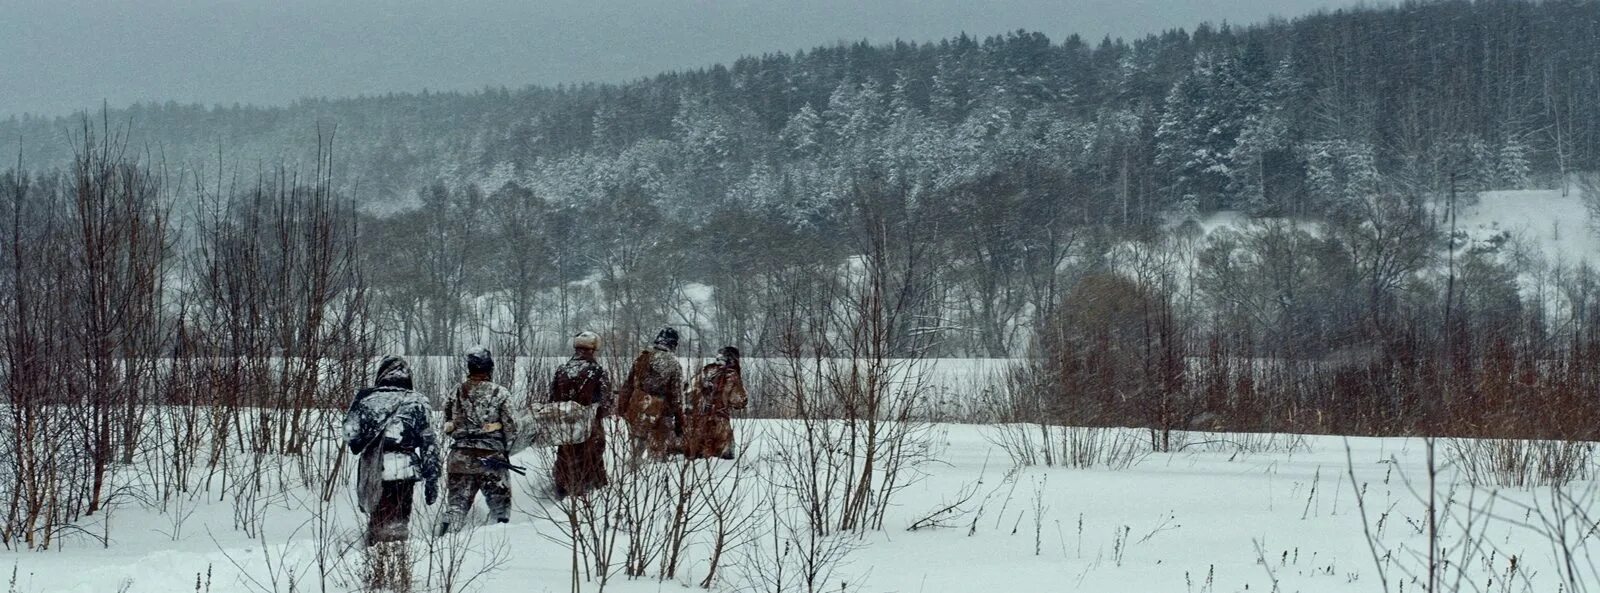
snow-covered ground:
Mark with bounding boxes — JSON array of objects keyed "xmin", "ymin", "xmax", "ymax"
[
  {"xmin": 1457, "ymin": 188, "xmax": 1600, "ymax": 265},
  {"xmin": 4, "ymin": 418, "xmax": 1588, "ymax": 593},
  {"xmin": 1187, "ymin": 187, "xmax": 1598, "ymax": 266}
]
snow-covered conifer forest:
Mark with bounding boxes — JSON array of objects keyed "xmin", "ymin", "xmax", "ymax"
[{"xmin": 5, "ymin": 1, "xmax": 1600, "ymax": 591}]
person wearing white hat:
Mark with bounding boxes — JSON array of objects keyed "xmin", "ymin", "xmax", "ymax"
[{"xmin": 549, "ymin": 331, "xmax": 613, "ymax": 497}]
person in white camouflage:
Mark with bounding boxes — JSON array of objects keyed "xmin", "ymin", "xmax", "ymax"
[
  {"xmin": 437, "ymin": 346, "xmax": 517, "ymax": 535},
  {"xmin": 343, "ymin": 355, "xmax": 439, "ymax": 590}
]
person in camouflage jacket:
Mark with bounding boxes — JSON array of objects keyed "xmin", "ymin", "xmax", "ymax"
[
  {"xmin": 343, "ymin": 355, "xmax": 439, "ymax": 589},
  {"xmin": 344, "ymin": 355, "xmax": 440, "ymax": 544},
  {"xmin": 437, "ymin": 347, "xmax": 517, "ymax": 534}
]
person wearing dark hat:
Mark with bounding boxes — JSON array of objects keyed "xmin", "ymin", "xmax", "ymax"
[
  {"xmin": 618, "ymin": 326, "xmax": 686, "ymax": 459},
  {"xmin": 342, "ymin": 355, "xmax": 440, "ymax": 587},
  {"xmin": 685, "ymin": 346, "xmax": 747, "ymax": 460},
  {"xmin": 548, "ymin": 331, "xmax": 613, "ymax": 497},
  {"xmin": 438, "ymin": 346, "xmax": 517, "ymax": 534}
]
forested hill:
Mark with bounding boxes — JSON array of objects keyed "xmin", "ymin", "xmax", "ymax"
[{"xmin": 3, "ymin": 0, "xmax": 1596, "ymax": 221}]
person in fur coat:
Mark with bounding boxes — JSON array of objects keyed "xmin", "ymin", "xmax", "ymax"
[
  {"xmin": 618, "ymin": 327, "xmax": 685, "ymax": 459},
  {"xmin": 549, "ymin": 331, "xmax": 613, "ymax": 497},
  {"xmin": 684, "ymin": 346, "xmax": 747, "ymax": 460}
]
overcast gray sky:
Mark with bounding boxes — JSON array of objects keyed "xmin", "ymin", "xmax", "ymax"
[{"xmin": 1, "ymin": 0, "xmax": 1385, "ymax": 118}]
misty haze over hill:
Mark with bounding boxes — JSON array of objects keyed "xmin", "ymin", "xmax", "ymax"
[{"xmin": 2, "ymin": 0, "xmax": 1388, "ymax": 117}]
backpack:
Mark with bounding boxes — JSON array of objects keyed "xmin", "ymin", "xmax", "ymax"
[
  {"xmin": 378, "ymin": 403, "xmax": 421, "ymax": 481},
  {"xmin": 622, "ymin": 350, "xmax": 662, "ymax": 426}
]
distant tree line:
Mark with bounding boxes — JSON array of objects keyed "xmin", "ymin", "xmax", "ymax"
[{"xmin": 6, "ymin": 0, "xmax": 1596, "ymax": 210}]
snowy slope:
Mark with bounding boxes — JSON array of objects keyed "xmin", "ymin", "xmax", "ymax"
[
  {"xmin": 1187, "ymin": 187, "xmax": 1599, "ymax": 264},
  {"xmin": 1457, "ymin": 188, "xmax": 1600, "ymax": 265}
]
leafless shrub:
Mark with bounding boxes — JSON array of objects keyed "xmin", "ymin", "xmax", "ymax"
[
  {"xmin": 985, "ymin": 422, "xmax": 1050, "ymax": 468},
  {"xmin": 419, "ymin": 509, "xmax": 512, "ymax": 593},
  {"xmin": 296, "ymin": 484, "xmax": 364, "ymax": 593},
  {"xmin": 735, "ymin": 472, "xmax": 861, "ymax": 593},
  {"xmin": 1346, "ymin": 438, "xmax": 1517, "ymax": 593},
  {"xmin": 696, "ymin": 447, "xmax": 760, "ymax": 589},
  {"xmin": 1059, "ymin": 427, "xmax": 1146, "ymax": 470},
  {"xmin": 981, "ymin": 362, "xmax": 1058, "ymax": 467},
  {"xmin": 1445, "ymin": 438, "xmax": 1594, "ymax": 489},
  {"xmin": 907, "ymin": 476, "xmax": 984, "ymax": 532},
  {"xmin": 762, "ymin": 273, "xmax": 940, "ymax": 536},
  {"xmin": 963, "ymin": 467, "xmax": 1021, "ymax": 538},
  {"xmin": 612, "ymin": 456, "xmax": 677, "ymax": 579},
  {"xmin": 658, "ymin": 456, "xmax": 716, "ymax": 581},
  {"xmin": 524, "ymin": 412, "xmax": 761, "ymax": 592},
  {"xmin": 0, "ymin": 116, "xmax": 173, "ymax": 549},
  {"xmin": 523, "ymin": 417, "xmax": 682, "ymax": 589},
  {"xmin": 984, "ymin": 424, "xmax": 1147, "ymax": 471},
  {"xmin": 1029, "ymin": 476, "xmax": 1049, "ymax": 556},
  {"xmin": 534, "ymin": 483, "xmax": 621, "ymax": 593},
  {"xmin": 1497, "ymin": 480, "xmax": 1600, "ymax": 593},
  {"xmin": 1182, "ymin": 432, "xmax": 1312, "ymax": 458},
  {"xmin": 210, "ymin": 523, "xmax": 314, "ymax": 593}
]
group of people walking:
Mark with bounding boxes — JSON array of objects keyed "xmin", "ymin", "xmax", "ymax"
[
  {"xmin": 612, "ymin": 327, "xmax": 748, "ymax": 465},
  {"xmin": 339, "ymin": 326, "xmax": 747, "ymax": 585}
]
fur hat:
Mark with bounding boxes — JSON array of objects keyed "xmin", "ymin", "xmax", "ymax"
[
  {"xmin": 652, "ymin": 326, "xmax": 680, "ymax": 352},
  {"xmin": 465, "ymin": 346, "xmax": 494, "ymax": 376},
  {"xmin": 716, "ymin": 346, "xmax": 741, "ymax": 366},
  {"xmin": 374, "ymin": 355, "xmax": 413, "ymax": 390},
  {"xmin": 573, "ymin": 331, "xmax": 600, "ymax": 350}
]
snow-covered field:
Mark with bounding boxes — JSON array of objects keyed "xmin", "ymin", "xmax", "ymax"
[
  {"xmin": 4, "ymin": 417, "xmax": 1590, "ymax": 593},
  {"xmin": 8, "ymin": 187, "xmax": 1599, "ymax": 593}
]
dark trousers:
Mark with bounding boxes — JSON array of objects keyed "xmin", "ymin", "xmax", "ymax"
[
  {"xmin": 366, "ymin": 480, "xmax": 415, "ymax": 546},
  {"xmin": 553, "ymin": 434, "xmax": 609, "ymax": 497}
]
